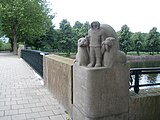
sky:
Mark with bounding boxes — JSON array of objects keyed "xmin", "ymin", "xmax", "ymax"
[{"xmin": 47, "ymin": 0, "xmax": 160, "ymax": 33}]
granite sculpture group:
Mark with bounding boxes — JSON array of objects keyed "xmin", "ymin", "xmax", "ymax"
[{"xmin": 75, "ymin": 21, "xmax": 127, "ymax": 68}]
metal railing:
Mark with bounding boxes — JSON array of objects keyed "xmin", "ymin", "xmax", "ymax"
[
  {"xmin": 130, "ymin": 67, "xmax": 160, "ymax": 93},
  {"xmin": 21, "ymin": 49, "xmax": 48, "ymax": 77}
]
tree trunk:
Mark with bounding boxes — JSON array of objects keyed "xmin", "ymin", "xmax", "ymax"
[
  {"xmin": 10, "ymin": 38, "xmax": 13, "ymax": 52},
  {"xmin": 137, "ymin": 49, "xmax": 140, "ymax": 56},
  {"xmin": 12, "ymin": 24, "xmax": 17, "ymax": 55}
]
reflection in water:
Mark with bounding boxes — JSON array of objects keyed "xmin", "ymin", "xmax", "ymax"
[
  {"xmin": 130, "ymin": 61, "xmax": 160, "ymax": 84},
  {"xmin": 147, "ymin": 74, "xmax": 157, "ymax": 84}
]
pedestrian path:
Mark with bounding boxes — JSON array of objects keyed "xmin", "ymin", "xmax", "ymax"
[{"xmin": 0, "ymin": 52, "xmax": 67, "ymax": 120}]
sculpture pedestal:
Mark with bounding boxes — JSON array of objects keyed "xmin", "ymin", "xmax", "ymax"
[
  {"xmin": 18, "ymin": 45, "xmax": 25, "ymax": 58},
  {"xmin": 73, "ymin": 63, "xmax": 130, "ymax": 120}
]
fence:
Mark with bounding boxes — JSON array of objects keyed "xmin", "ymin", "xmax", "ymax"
[
  {"xmin": 21, "ymin": 49, "xmax": 48, "ymax": 77},
  {"xmin": 130, "ymin": 67, "xmax": 160, "ymax": 93}
]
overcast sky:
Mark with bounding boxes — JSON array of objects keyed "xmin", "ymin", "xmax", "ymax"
[{"xmin": 47, "ymin": 0, "xmax": 160, "ymax": 33}]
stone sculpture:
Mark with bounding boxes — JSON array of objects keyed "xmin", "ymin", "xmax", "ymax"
[
  {"xmin": 101, "ymin": 37, "xmax": 126, "ymax": 67},
  {"xmin": 86, "ymin": 21, "xmax": 106, "ymax": 67},
  {"xmin": 73, "ymin": 22, "xmax": 129, "ymax": 120},
  {"xmin": 101, "ymin": 37, "xmax": 118, "ymax": 67},
  {"xmin": 75, "ymin": 38, "xmax": 89, "ymax": 66},
  {"xmin": 116, "ymin": 50, "xmax": 127, "ymax": 65},
  {"xmin": 18, "ymin": 44, "xmax": 25, "ymax": 58},
  {"xmin": 75, "ymin": 21, "xmax": 126, "ymax": 68}
]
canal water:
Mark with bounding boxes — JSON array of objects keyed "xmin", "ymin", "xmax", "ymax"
[{"xmin": 129, "ymin": 61, "xmax": 160, "ymax": 87}]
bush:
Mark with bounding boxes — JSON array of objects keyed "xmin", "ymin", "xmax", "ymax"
[
  {"xmin": 0, "ymin": 42, "xmax": 11, "ymax": 51},
  {"xmin": 0, "ymin": 41, "xmax": 3, "ymax": 48}
]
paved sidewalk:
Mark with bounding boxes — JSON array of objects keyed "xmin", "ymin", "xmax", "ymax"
[{"xmin": 0, "ymin": 53, "xmax": 67, "ymax": 120}]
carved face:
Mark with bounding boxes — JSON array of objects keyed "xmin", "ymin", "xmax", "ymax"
[
  {"xmin": 78, "ymin": 38, "xmax": 88, "ymax": 47},
  {"xmin": 91, "ymin": 21, "xmax": 100, "ymax": 29},
  {"xmin": 102, "ymin": 37, "xmax": 114, "ymax": 46},
  {"xmin": 102, "ymin": 37, "xmax": 116, "ymax": 52}
]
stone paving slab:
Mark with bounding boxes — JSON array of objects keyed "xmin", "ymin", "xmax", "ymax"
[{"xmin": 0, "ymin": 53, "xmax": 70, "ymax": 120}]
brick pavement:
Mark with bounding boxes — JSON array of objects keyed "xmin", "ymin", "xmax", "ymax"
[{"xmin": 0, "ymin": 52, "xmax": 68, "ymax": 120}]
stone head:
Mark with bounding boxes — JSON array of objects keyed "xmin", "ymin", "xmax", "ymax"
[
  {"xmin": 78, "ymin": 38, "xmax": 89, "ymax": 47},
  {"xmin": 102, "ymin": 37, "xmax": 117, "ymax": 53},
  {"xmin": 91, "ymin": 21, "xmax": 100, "ymax": 29},
  {"xmin": 102, "ymin": 37, "xmax": 116, "ymax": 47}
]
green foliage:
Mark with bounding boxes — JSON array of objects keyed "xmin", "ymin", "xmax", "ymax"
[
  {"xmin": 0, "ymin": 20, "xmax": 2, "ymax": 36},
  {"xmin": 40, "ymin": 26, "xmax": 59, "ymax": 52},
  {"xmin": 131, "ymin": 32, "xmax": 143, "ymax": 55},
  {"xmin": 59, "ymin": 19, "xmax": 73, "ymax": 56},
  {"xmin": 146, "ymin": 27, "xmax": 160, "ymax": 55},
  {"xmin": 117, "ymin": 24, "xmax": 132, "ymax": 54},
  {"xmin": 44, "ymin": 27, "xmax": 58, "ymax": 49},
  {"xmin": 32, "ymin": 22, "xmax": 160, "ymax": 56},
  {"xmin": 27, "ymin": 20, "xmax": 89, "ymax": 55},
  {"xmin": 80, "ymin": 22, "xmax": 90, "ymax": 36},
  {"xmin": 0, "ymin": 0, "xmax": 53, "ymax": 54},
  {"xmin": 0, "ymin": 41, "xmax": 2, "ymax": 48},
  {"xmin": 0, "ymin": 42, "xmax": 11, "ymax": 51},
  {"xmin": 72, "ymin": 21, "xmax": 89, "ymax": 52},
  {"xmin": 140, "ymin": 33, "xmax": 148, "ymax": 51},
  {"xmin": 118, "ymin": 26, "xmax": 160, "ymax": 55},
  {"xmin": 72, "ymin": 21, "xmax": 83, "ymax": 52},
  {"xmin": 0, "ymin": 0, "xmax": 159, "ymax": 55}
]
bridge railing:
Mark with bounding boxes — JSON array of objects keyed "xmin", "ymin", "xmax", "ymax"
[
  {"xmin": 130, "ymin": 67, "xmax": 160, "ymax": 93},
  {"xmin": 21, "ymin": 49, "xmax": 48, "ymax": 77}
]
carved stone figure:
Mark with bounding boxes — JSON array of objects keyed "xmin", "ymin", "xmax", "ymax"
[
  {"xmin": 101, "ymin": 37, "xmax": 118, "ymax": 67},
  {"xmin": 100, "ymin": 24, "xmax": 118, "ymax": 44},
  {"xmin": 18, "ymin": 44, "xmax": 25, "ymax": 58},
  {"xmin": 75, "ymin": 38, "xmax": 89, "ymax": 66},
  {"xmin": 115, "ymin": 50, "xmax": 127, "ymax": 65},
  {"xmin": 87, "ymin": 21, "xmax": 106, "ymax": 67},
  {"xmin": 101, "ymin": 37, "xmax": 127, "ymax": 67},
  {"xmin": 75, "ymin": 21, "xmax": 127, "ymax": 68}
]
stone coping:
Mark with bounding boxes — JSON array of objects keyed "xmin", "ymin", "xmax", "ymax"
[
  {"xmin": 45, "ymin": 54, "xmax": 74, "ymax": 65},
  {"xmin": 130, "ymin": 87, "xmax": 160, "ymax": 98},
  {"xmin": 127, "ymin": 55, "xmax": 160, "ymax": 62}
]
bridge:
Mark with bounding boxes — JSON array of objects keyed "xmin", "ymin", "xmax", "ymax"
[
  {"xmin": 20, "ymin": 49, "xmax": 160, "ymax": 94},
  {"xmin": 1, "ymin": 50, "xmax": 160, "ymax": 120},
  {"xmin": 0, "ymin": 52, "xmax": 67, "ymax": 120}
]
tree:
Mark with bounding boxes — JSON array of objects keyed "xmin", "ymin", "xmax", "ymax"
[
  {"xmin": 117, "ymin": 25, "xmax": 132, "ymax": 54},
  {"xmin": 157, "ymin": 37, "xmax": 160, "ymax": 54},
  {"xmin": 72, "ymin": 21, "xmax": 90, "ymax": 52},
  {"xmin": 0, "ymin": 20, "xmax": 2, "ymax": 36},
  {"xmin": 146, "ymin": 27, "xmax": 160, "ymax": 55},
  {"xmin": 59, "ymin": 19, "xmax": 73, "ymax": 56},
  {"xmin": 80, "ymin": 22, "xmax": 90, "ymax": 37},
  {"xmin": 0, "ymin": 40, "xmax": 2, "ymax": 49},
  {"xmin": 72, "ymin": 21, "xmax": 83, "ymax": 52},
  {"xmin": 73, "ymin": 21, "xmax": 83, "ymax": 40},
  {"xmin": 140, "ymin": 33, "xmax": 148, "ymax": 52},
  {"xmin": 0, "ymin": 0, "xmax": 53, "ymax": 54},
  {"xmin": 131, "ymin": 32, "xmax": 143, "ymax": 55},
  {"xmin": 40, "ymin": 26, "xmax": 59, "ymax": 52}
]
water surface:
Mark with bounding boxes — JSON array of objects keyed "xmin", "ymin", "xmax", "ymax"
[{"xmin": 129, "ymin": 61, "xmax": 160, "ymax": 86}]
